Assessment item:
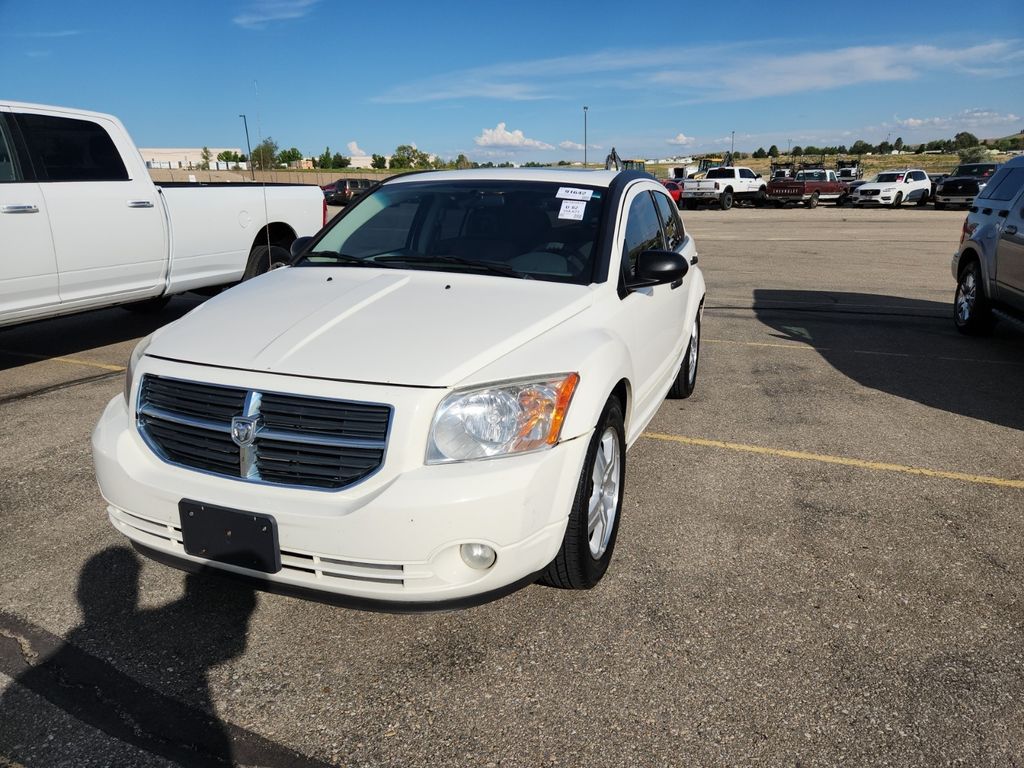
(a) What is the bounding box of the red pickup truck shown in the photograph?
[766,169,851,208]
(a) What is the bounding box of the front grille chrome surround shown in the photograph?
[137,375,392,491]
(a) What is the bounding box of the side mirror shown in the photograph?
[756,173,763,179]
[290,236,314,258]
[626,250,689,289]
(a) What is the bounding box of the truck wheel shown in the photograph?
[754,187,767,207]
[719,190,733,210]
[243,244,291,280]
[683,200,697,211]
[891,192,903,208]
[837,194,849,206]
[667,315,700,399]
[540,397,625,590]
[804,192,819,209]
[954,260,993,335]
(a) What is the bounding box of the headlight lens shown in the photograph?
[426,373,580,464]
[123,334,153,406]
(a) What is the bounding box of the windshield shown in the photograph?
[951,164,997,178]
[298,179,607,285]
[875,172,904,183]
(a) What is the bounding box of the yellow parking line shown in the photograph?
[0,349,125,372]
[644,432,1024,490]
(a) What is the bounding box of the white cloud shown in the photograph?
[347,140,365,155]
[233,0,319,29]
[667,133,694,146]
[559,140,601,150]
[891,108,1021,132]
[474,123,554,150]
[11,29,82,38]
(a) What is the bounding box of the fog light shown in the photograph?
[460,543,497,570]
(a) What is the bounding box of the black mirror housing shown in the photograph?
[626,250,689,288]
[290,236,314,258]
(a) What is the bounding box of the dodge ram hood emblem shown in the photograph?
[231,416,259,447]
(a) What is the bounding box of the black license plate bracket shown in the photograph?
[179,500,281,574]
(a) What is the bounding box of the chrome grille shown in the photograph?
[137,375,391,490]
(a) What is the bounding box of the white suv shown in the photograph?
[852,168,932,207]
[93,169,706,608]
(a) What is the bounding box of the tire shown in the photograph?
[953,260,993,335]
[754,187,767,207]
[837,194,849,206]
[891,192,903,208]
[804,192,819,209]
[934,201,946,210]
[719,190,733,210]
[243,244,291,280]
[667,315,700,399]
[683,200,697,211]
[540,397,626,590]
[916,190,929,207]
[121,296,170,313]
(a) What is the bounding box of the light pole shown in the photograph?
[239,114,255,181]
[583,106,588,167]
[730,130,735,155]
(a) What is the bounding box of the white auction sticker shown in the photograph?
[556,187,594,201]
[558,200,587,221]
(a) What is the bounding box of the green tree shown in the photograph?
[791,146,803,157]
[199,146,212,171]
[277,147,303,166]
[954,131,980,149]
[877,141,892,155]
[332,153,351,168]
[914,144,925,154]
[371,154,387,169]
[837,145,848,155]
[250,138,279,170]
[454,153,473,169]
[767,145,780,158]
[894,137,904,151]
[849,140,873,155]
[318,147,333,169]
[958,145,989,163]
[389,144,418,169]
[216,150,241,163]
[752,147,767,159]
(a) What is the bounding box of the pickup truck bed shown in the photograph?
[767,170,850,207]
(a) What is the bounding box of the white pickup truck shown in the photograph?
[0,101,325,327]
[681,166,767,210]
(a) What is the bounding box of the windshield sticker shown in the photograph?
[556,187,594,202]
[558,200,587,221]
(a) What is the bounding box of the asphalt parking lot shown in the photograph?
[1,205,1022,767]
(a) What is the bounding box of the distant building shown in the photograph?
[139,147,246,170]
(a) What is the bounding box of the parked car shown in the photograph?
[766,169,850,207]
[951,156,1024,333]
[681,166,767,210]
[661,179,682,205]
[93,168,706,608]
[934,163,1000,210]
[0,101,325,328]
[850,168,932,207]
[321,177,373,205]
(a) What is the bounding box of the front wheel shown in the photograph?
[668,315,700,399]
[540,397,626,590]
[719,190,733,210]
[804,192,819,209]
[916,191,929,207]
[954,261,993,335]
[891,192,903,208]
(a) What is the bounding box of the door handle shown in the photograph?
[1,204,39,214]
[127,200,155,208]
[1006,224,1018,235]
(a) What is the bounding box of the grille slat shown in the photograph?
[138,375,390,490]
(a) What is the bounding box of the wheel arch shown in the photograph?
[249,222,297,253]
[957,246,990,295]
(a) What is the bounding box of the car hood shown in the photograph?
[147,266,594,387]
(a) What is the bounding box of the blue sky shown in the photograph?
[2,0,1022,162]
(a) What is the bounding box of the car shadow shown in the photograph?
[752,290,1024,431]
[0,296,205,372]
[0,546,330,767]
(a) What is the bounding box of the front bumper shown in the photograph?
[935,194,975,206]
[92,375,592,606]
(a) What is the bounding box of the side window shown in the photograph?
[622,191,665,279]
[913,171,926,181]
[652,190,685,250]
[0,119,22,182]
[977,167,1024,202]
[740,169,755,179]
[15,113,129,182]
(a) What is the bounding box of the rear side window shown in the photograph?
[706,168,733,179]
[622,191,665,278]
[977,167,1024,202]
[652,190,685,250]
[15,113,128,182]
[0,119,21,182]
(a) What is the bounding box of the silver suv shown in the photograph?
[952,155,1024,334]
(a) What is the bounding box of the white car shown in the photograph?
[92,168,706,608]
[851,168,932,207]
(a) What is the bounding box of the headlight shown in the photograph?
[123,334,154,406]
[426,373,580,464]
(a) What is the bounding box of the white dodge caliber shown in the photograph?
[92,168,705,609]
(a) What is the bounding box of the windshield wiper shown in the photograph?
[300,251,397,268]
[375,254,531,279]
